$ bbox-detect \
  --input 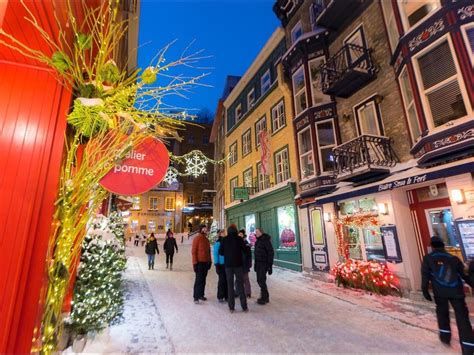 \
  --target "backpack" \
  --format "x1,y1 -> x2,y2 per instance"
430,252 -> 462,288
